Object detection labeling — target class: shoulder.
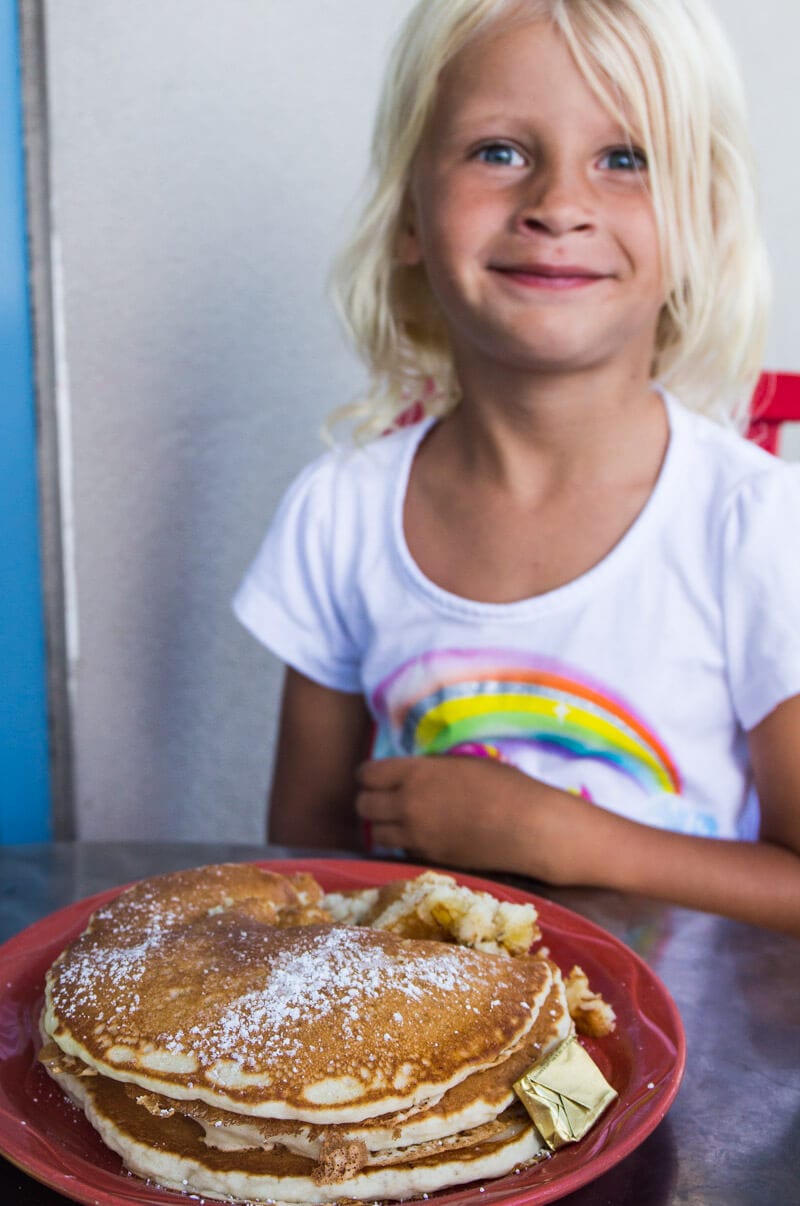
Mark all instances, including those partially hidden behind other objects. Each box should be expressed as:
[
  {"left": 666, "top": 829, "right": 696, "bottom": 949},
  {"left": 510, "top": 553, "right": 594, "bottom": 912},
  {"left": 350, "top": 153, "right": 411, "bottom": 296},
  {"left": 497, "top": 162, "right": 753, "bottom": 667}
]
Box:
[
  {"left": 666, "top": 393, "right": 800, "bottom": 519},
  {"left": 668, "top": 393, "right": 776, "bottom": 477},
  {"left": 279, "top": 420, "right": 432, "bottom": 515},
  {"left": 253, "top": 419, "right": 433, "bottom": 582},
  {"left": 664, "top": 398, "right": 800, "bottom": 732}
]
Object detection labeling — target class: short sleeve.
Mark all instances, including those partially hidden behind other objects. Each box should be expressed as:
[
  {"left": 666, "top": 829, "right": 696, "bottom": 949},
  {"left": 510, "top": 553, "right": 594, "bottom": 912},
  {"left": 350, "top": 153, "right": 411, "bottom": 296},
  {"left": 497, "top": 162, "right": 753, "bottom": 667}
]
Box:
[
  {"left": 232, "top": 456, "right": 363, "bottom": 693},
  {"left": 722, "top": 463, "right": 800, "bottom": 730}
]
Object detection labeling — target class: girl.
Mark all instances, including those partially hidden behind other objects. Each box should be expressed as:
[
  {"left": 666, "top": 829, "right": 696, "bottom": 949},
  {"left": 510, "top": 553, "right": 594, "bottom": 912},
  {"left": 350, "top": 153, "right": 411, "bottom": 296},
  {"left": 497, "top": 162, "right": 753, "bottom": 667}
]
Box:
[{"left": 234, "top": 0, "right": 800, "bottom": 933}]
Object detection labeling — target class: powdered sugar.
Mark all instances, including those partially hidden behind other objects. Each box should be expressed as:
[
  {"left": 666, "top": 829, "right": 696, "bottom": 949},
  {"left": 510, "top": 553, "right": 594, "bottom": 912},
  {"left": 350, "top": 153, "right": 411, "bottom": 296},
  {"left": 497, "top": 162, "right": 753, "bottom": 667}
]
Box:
[
  {"left": 45, "top": 868, "right": 548, "bottom": 1116},
  {"left": 188, "top": 927, "right": 505, "bottom": 1066}
]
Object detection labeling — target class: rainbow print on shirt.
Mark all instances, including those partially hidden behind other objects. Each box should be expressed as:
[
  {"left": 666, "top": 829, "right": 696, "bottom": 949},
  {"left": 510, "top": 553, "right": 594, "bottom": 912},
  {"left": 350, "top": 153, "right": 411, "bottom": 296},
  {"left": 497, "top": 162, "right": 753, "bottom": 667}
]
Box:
[{"left": 370, "top": 649, "right": 682, "bottom": 801}]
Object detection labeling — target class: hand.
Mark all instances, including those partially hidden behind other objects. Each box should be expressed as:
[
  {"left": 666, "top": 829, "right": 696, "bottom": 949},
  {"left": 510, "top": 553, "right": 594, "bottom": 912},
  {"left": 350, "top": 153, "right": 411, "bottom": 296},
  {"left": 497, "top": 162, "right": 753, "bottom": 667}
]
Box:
[
  {"left": 360, "top": 735, "right": 800, "bottom": 932},
  {"left": 355, "top": 754, "right": 573, "bottom": 877}
]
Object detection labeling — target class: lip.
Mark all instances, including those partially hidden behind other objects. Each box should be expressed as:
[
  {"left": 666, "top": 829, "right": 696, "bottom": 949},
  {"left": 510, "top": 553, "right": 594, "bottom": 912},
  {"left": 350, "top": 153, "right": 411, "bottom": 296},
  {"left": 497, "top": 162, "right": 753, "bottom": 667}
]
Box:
[{"left": 490, "top": 263, "right": 611, "bottom": 291}]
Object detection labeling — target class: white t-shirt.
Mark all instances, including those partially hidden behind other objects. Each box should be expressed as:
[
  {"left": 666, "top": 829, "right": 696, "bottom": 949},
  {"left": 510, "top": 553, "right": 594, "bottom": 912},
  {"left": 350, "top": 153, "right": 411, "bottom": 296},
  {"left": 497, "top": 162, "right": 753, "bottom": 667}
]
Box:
[{"left": 234, "top": 392, "right": 800, "bottom": 840}]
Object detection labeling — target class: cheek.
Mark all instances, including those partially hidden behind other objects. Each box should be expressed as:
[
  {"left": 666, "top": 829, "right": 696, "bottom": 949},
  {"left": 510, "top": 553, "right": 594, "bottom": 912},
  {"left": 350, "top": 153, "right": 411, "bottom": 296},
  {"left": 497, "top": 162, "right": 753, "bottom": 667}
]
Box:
[
  {"left": 419, "top": 174, "right": 501, "bottom": 252},
  {"left": 623, "top": 206, "right": 664, "bottom": 290},
  {"left": 632, "top": 203, "right": 661, "bottom": 263}
]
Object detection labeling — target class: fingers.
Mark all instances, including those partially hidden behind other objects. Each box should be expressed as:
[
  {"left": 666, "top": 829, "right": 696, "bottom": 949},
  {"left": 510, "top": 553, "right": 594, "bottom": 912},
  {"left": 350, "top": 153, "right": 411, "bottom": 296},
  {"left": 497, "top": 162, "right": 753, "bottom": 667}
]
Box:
[
  {"left": 355, "top": 787, "right": 397, "bottom": 823},
  {"left": 368, "top": 821, "right": 409, "bottom": 852},
  {"left": 356, "top": 757, "right": 410, "bottom": 790},
  {"left": 356, "top": 776, "right": 409, "bottom": 853},
  {"left": 355, "top": 757, "right": 438, "bottom": 859},
  {"left": 357, "top": 790, "right": 407, "bottom": 856}
]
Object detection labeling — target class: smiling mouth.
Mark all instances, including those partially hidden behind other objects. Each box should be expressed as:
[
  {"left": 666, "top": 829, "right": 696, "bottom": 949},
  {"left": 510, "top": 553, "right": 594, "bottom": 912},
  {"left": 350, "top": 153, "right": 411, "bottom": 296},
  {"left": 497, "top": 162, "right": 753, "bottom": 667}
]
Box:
[{"left": 491, "top": 264, "right": 610, "bottom": 290}]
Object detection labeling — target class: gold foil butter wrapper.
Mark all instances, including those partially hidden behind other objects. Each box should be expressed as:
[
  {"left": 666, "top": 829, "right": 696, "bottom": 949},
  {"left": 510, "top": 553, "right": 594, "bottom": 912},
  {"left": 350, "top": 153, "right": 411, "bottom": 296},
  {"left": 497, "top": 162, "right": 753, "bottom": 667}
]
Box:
[{"left": 513, "top": 1035, "right": 618, "bottom": 1150}]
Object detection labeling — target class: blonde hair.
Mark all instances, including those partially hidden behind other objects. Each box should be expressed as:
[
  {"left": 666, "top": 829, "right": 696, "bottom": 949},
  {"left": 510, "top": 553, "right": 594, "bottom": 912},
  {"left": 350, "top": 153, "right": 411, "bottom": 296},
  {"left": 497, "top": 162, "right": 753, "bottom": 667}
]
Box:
[{"left": 330, "top": 0, "right": 770, "bottom": 439}]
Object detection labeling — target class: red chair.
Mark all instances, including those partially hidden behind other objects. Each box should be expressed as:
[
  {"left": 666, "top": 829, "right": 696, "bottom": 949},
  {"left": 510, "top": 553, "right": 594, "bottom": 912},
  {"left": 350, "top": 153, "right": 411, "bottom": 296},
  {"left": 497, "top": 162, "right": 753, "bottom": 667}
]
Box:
[{"left": 747, "top": 372, "right": 800, "bottom": 454}]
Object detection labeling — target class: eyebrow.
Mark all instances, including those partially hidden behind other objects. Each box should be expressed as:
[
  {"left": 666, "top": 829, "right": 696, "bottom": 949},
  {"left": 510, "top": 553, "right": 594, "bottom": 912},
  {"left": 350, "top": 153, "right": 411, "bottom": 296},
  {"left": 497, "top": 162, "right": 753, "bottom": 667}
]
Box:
[{"left": 430, "top": 108, "right": 636, "bottom": 145}]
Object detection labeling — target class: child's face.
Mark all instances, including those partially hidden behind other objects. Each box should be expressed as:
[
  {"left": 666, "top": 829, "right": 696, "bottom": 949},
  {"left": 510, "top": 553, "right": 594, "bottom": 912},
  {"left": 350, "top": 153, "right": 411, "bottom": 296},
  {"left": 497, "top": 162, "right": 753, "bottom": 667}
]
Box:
[{"left": 400, "top": 18, "right": 666, "bottom": 386}]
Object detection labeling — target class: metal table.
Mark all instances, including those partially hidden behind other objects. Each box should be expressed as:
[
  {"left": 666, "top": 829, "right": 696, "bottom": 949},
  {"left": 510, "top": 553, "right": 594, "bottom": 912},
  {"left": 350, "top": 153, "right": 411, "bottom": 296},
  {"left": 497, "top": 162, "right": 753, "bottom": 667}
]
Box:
[{"left": 1, "top": 842, "right": 798, "bottom": 1205}]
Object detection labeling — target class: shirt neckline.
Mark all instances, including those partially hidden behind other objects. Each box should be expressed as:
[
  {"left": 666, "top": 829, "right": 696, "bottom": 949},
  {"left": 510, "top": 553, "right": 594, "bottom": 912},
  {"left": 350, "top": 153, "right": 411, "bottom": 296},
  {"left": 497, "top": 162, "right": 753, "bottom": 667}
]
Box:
[{"left": 391, "top": 388, "right": 683, "bottom": 620}]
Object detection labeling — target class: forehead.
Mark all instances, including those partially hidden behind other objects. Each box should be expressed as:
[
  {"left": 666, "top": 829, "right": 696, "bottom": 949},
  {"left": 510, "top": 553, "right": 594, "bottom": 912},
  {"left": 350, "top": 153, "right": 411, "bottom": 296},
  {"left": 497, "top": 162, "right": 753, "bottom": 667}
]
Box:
[{"left": 430, "top": 17, "right": 633, "bottom": 136}]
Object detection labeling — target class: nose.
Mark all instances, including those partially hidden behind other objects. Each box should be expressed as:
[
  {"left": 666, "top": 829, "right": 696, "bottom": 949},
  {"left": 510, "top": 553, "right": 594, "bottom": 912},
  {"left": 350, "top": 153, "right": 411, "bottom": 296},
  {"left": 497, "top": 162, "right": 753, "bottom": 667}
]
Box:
[{"left": 515, "top": 158, "right": 595, "bottom": 237}]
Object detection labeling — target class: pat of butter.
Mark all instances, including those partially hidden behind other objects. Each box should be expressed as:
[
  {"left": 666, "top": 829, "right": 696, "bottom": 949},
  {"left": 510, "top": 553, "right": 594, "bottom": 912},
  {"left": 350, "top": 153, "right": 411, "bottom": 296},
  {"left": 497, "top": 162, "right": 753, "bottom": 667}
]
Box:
[{"left": 514, "top": 1035, "right": 617, "bottom": 1150}]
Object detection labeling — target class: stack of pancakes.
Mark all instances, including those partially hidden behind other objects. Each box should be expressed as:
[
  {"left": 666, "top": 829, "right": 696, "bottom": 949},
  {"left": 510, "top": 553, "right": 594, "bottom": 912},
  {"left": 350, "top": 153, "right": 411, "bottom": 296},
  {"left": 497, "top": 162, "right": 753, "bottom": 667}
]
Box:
[{"left": 40, "top": 863, "right": 574, "bottom": 1203}]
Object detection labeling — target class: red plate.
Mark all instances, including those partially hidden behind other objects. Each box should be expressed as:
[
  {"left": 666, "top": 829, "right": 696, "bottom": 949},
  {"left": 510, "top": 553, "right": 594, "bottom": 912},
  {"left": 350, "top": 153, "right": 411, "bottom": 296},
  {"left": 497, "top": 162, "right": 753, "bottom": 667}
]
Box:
[{"left": 0, "top": 859, "right": 684, "bottom": 1206}]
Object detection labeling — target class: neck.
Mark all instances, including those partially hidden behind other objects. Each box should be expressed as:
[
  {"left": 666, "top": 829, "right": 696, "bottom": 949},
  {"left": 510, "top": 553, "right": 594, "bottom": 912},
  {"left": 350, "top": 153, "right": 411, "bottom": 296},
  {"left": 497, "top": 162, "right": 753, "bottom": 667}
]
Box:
[{"left": 443, "top": 352, "right": 663, "bottom": 491}]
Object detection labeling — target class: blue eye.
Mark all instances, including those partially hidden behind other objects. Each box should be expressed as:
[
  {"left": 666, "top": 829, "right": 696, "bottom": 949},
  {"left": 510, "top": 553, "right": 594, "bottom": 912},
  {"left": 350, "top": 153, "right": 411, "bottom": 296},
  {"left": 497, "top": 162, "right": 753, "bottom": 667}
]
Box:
[
  {"left": 600, "top": 146, "right": 648, "bottom": 171},
  {"left": 475, "top": 143, "right": 525, "bottom": 167}
]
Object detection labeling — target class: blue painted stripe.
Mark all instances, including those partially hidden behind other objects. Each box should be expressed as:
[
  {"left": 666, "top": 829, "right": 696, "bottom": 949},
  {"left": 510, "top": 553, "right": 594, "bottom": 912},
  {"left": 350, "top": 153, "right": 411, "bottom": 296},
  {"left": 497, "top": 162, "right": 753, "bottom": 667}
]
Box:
[{"left": 0, "top": 0, "right": 52, "bottom": 840}]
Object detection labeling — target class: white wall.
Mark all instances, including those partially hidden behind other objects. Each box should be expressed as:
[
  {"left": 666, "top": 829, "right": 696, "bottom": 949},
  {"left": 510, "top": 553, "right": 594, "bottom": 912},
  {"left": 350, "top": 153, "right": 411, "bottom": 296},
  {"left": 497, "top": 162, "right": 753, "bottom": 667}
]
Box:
[
  {"left": 710, "top": 0, "right": 800, "bottom": 373},
  {"left": 40, "top": 0, "right": 799, "bottom": 840},
  {"left": 43, "top": 0, "right": 416, "bottom": 839},
  {"left": 710, "top": 0, "right": 800, "bottom": 458}
]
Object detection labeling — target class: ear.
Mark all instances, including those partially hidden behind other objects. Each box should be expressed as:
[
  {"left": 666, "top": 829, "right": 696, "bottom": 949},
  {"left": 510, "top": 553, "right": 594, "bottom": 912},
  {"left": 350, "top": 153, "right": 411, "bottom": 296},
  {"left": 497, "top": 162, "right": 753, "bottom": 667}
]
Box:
[{"left": 396, "top": 196, "right": 422, "bottom": 266}]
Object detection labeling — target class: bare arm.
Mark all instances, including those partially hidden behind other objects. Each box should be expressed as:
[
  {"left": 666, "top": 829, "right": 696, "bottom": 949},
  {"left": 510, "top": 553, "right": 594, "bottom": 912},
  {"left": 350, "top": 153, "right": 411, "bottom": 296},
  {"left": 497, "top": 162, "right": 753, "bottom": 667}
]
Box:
[
  {"left": 268, "top": 667, "right": 373, "bottom": 850},
  {"left": 356, "top": 695, "right": 800, "bottom": 934}
]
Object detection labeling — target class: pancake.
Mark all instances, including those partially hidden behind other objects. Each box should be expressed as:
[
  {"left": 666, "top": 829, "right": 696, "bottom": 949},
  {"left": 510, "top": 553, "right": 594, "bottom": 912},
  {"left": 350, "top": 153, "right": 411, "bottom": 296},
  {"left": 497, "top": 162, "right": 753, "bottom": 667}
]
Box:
[
  {"left": 93, "top": 972, "right": 571, "bottom": 1159},
  {"left": 40, "top": 863, "right": 613, "bottom": 1203},
  {"left": 47, "top": 1062, "right": 546, "bottom": 1204},
  {"left": 78, "top": 862, "right": 328, "bottom": 933},
  {"left": 43, "top": 867, "right": 553, "bottom": 1124}
]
